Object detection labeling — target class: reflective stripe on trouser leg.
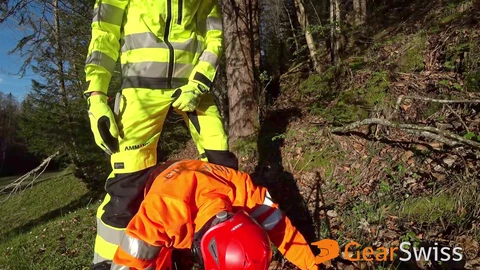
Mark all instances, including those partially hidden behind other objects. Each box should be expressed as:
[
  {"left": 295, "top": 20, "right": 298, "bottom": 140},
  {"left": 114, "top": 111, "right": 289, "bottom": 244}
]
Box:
[
  {"left": 93, "top": 88, "right": 174, "bottom": 263},
  {"left": 93, "top": 193, "right": 125, "bottom": 263},
  {"left": 176, "top": 93, "right": 238, "bottom": 169}
]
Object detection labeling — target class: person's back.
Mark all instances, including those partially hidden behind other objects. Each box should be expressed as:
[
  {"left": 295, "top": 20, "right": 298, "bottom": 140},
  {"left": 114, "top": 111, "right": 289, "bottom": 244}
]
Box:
[{"left": 112, "top": 160, "right": 318, "bottom": 270}]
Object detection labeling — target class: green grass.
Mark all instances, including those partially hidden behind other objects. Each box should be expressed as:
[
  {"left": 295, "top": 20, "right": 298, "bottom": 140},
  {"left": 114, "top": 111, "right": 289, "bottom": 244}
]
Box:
[
  {"left": 0, "top": 172, "right": 91, "bottom": 242},
  {"left": 0, "top": 170, "right": 99, "bottom": 269},
  {"left": 0, "top": 171, "right": 63, "bottom": 189},
  {"left": 0, "top": 202, "right": 98, "bottom": 270}
]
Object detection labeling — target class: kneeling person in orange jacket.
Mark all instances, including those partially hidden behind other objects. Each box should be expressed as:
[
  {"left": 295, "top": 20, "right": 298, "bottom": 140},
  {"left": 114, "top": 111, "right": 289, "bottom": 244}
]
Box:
[{"left": 111, "top": 160, "right": 318, "bottom": 270}]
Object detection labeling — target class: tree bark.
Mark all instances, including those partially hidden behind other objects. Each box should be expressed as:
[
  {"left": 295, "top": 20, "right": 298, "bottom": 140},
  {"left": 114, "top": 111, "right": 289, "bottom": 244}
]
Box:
[
  {"left": 222, "top": 0, "right": 260, "bottom": 141},
  {"left": 53, "top": 0, "right": 81, "bottom": 164},
  {"left": 293, "top": 0, "right": 322, "bottom": 73},
  {"left": 353, "top": 0, "right": 367, "bottom": 25},
  {"left": 361, "top": 0, "right": 367, "bottom": 25},
  {"left": 329, "top": 0, "right": 341, "bottom": 64}
]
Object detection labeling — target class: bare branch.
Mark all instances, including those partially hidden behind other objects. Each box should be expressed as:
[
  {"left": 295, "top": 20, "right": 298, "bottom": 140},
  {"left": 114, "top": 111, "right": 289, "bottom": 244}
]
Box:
[
  {"left": 330, "top": 118, "right": 480, "bottom": 149},
  {"left": 446, "top": 104, "right": 470, "bottom": 133},
  {"left": 0, "top": 150, "right": 60, "bottom": 201},
  {"left": 394, "top": 95, "right": 480, "bottom": 115}
]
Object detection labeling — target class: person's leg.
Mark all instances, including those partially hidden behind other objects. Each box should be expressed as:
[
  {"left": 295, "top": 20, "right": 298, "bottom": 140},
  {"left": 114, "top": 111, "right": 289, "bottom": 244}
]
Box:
[
  {"left": 176, "top": 93, "right": 238, "bottom": 169},
  {"left": 91, "top": 88, "right": 172, "bottom": 266}
]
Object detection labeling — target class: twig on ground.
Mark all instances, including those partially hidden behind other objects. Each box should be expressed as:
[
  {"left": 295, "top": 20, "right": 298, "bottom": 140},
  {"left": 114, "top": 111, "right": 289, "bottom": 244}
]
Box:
[
  {"left": 0, "top": 150, "right": 60, "bottom": 201},
  {"left": 394, "top": 95, "right": 480, "bottom": 115},
  {"left": 329, "top": 118, "right": 480, "bottom": 149},
  {"left": 445, "top": 104, "right": 470, "bottom": 133}
]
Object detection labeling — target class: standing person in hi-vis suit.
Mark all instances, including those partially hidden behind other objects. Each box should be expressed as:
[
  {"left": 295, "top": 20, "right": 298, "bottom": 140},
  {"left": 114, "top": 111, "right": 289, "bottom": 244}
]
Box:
[{"left": 83, "top": 0, "right": 238, "bottom": 268}]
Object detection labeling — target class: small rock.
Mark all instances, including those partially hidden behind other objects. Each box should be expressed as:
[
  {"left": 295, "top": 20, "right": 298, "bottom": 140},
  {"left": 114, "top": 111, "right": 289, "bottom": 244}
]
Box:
[
  {"left": 431, "top": 172, "right": 446, "bottom": 181},
  {"left": 384, "top": 230, "right": 399, "bottom": 239},
  {"left": 402, "top": 151, "right": 414, "bottom": 162},
  {"left": 434, "top": 164, "right": 444, "bottom": 172},
  {"left": 443, "top": 157, "right": 456, "bottom": 167},
  {"left": 327, "top": 210, "right": 338, "bottom": 218}
]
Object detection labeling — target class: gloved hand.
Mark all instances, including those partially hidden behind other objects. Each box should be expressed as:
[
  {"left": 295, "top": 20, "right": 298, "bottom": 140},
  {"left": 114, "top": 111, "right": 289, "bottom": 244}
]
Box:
[
  {"left": 171, "top": 84, "right": 204, "bottom": 112},
  {"left": 87, "top": 93, "right": 119, "bottom": 155}
]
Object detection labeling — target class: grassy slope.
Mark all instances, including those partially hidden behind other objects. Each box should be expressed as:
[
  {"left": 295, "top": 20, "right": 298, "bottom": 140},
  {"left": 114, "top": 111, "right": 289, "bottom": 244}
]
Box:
[{"left": 0, "top": 172, "right": 100, "bottom": 270}]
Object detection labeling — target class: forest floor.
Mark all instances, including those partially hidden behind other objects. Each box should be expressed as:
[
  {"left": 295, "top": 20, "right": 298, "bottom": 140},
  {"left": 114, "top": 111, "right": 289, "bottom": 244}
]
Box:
[{"left": 223, "top": 0, "right": 480, "bottom": 269}]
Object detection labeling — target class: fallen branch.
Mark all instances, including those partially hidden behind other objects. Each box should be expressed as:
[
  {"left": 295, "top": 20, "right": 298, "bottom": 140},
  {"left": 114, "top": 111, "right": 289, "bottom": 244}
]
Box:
[
  {"left": 446, "top": 104, "right": 470, "bottom": 133},
  {"left": 330, "top": 118, "right": 480, "bottom": 149},
  {"left": 0, "top": 150, "right": 60, "bottom": 201},
  {"left": 394, "top": 95, "right": 480, "bottom": 115}
]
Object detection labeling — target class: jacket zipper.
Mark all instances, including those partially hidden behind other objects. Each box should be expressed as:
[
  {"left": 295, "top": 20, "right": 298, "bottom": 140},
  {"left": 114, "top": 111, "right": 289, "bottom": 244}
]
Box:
[
  {"left": 164, "top": 0, "right": 174, "bottom": 89},
  {"left": 177, "top": 0, "right": 183, "bottom": 25}
]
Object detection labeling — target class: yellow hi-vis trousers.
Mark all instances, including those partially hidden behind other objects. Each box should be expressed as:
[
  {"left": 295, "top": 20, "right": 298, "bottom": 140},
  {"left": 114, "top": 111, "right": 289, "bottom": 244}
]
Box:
[{"left": 92, "top": 88, "right": 238, "bottom": 265}]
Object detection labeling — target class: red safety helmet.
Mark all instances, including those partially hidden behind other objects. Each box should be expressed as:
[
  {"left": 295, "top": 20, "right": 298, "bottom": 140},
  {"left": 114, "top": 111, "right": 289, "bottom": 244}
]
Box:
[{"left": 191, "top": 210, "right": 273, "bottom": 270}]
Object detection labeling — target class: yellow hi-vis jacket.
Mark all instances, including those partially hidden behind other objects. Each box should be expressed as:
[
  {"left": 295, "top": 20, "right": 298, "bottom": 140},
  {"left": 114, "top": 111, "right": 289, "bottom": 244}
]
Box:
[{"left": 84, "top": 0, "right": 223, "bottom": 94}]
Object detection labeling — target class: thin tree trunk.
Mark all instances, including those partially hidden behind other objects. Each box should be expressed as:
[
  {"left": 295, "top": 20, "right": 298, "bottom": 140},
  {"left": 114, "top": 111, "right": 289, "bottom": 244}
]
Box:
[
  {"left": 293, "top": 0, "right": 321, "bottom": 73},
  {"left": 53, "top": 0, "right": 81, "bottom": 164},
  {"left": 330, "top": 0, "right": 335, "bottom": 63},
  {"left": 361, "top": 0, "right": 367, "bottom": 24},
  {"left": 335, "top": 0, "right": 341, "bottom": 54},
  {"left": 329, "top": 0, "right": 341, "bottom": 64},
  {"left": 353, "top": 0, "right": 360, "bottom": 26},
  {"left": 223, "top": 0, "right": 260, "bottom": 141},
  {"left": 354, "top": 0, "right": 367, "bottom": 25},
  {"left": 283, "top": 1, "right": 300, "bottom": 52}
]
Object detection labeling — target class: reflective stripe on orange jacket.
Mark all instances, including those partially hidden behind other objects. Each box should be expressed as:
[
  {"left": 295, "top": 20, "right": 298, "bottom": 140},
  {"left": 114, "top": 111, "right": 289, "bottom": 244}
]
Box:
[{"left": 112, "top": 160, "right": 317, "bottom": 270}]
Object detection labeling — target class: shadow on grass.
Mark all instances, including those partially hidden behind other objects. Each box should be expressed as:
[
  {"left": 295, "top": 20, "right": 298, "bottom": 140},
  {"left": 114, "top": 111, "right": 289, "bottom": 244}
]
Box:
[{"left": 0, "top": 187, "right": 104, "bottom": 242}]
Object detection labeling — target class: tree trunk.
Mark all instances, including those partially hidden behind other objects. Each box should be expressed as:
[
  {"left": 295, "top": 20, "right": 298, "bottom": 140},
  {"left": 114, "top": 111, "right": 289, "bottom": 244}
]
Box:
[
  {"left": 53, "top": 0, "right": 81, "bottom": 164},
  {"left": 330, "top": 0, "right": 335, "bottom": 63},
  {"left": 222, "top": 0, "right": 260, "bottom": 141},
  {"left": 335, "top": 0, "right": 341, "bottom": 55},
  {"left": 353, "top": 0, "right": 360, "bottom": 26},
  {"left": 293, "top": 0, "right": 322, "bottom": 73},
  {"left": 329, "top": 0, "right": 341, "bottom": 64},
  {"left": 283, "top": 1, "right": 300, "bottom": 52},
  {"left": 361, "top": 0, "right": 367, "bottom": 24},
  {"left": 353, "top": 0, "right": 367, "bottom": 25}
]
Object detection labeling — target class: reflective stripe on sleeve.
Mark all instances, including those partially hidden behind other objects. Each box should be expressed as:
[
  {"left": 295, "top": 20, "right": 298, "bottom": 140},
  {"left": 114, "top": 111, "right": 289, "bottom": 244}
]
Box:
[
  {"left": 206, "top": 17, "right": 222, "bottom": 31},
  {"left": 85, "top": 51, "right": 117, "bottom": 73},
  {"left": 93, "top": 3, "right": 124, "bottom": 26},
  {"left": 119, "top": 234, "right": 161, "bottom": 260},
  {"left": 199, "top": 51, "right": 219, "bottom": 67}
]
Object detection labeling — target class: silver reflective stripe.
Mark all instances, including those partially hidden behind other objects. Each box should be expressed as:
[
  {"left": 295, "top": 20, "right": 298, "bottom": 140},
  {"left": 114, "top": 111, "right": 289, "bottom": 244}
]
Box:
[
  {"left": 250, "top": 191, "right": 275, "bottom": 218},
  {"left": 122, "top": 62, "right": 193, "bottom": 78},
  {"left": 111, "top": 263, "right": 155, "bottom": 270},
  {"left": 93, "top": 3, "right": 124, "bottom": 26},
  {"left": 199, "top": 51, "right": 219, "bottom": 67},
  {"left": 206, "top": 17, "right": 222, "bottom": 31},
  {"left": 92, "top": 252, "right": 111, "bottom": 264},
  {"left": 120, "top": 234, "right": 161, "bottom": 260},
  {"left": 261, "top": 208, "right": 283, "bottom": 231},
  {"left": 86, "top": 51, "right": 117, "bottom": 73},
  {"left": 121, "top": 32, "right": 204, "bottom": 54},
  {"left": 97, "top": 218, "right": 126, "bottom": 245},
  {"left": 110, "top": 263, "right": 130, "bottom": 270},
  {"left": 174, "top": 63, "right": 194, "bottom": 78}
]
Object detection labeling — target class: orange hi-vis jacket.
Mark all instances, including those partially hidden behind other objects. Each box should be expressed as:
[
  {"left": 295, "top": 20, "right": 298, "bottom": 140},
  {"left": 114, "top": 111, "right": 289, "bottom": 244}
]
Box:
[{"left": 112, "top": 160, "right": 317, "bottom": 270}]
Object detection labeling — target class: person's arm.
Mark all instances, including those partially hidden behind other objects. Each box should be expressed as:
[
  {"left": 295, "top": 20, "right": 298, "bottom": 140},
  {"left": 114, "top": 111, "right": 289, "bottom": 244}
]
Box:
[
  {"left": 248, "top": 189, "right": 318, "bottom": 270},
  {"left": 112, "top": 194, "right": 193, "bottom": 269},
  {"left": 189, "top": 0, "right": 223, "bottom": 92},
  {"left": 84, "top": 0, "right": 129, "bottom": 96}
]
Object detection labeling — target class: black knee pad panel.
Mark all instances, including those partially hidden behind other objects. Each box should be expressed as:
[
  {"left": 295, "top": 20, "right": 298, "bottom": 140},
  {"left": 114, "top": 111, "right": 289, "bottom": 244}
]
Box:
[{"left": 204, "top": 149, "right": 239, "bottom": 170}]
